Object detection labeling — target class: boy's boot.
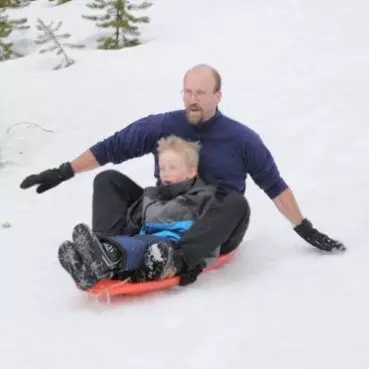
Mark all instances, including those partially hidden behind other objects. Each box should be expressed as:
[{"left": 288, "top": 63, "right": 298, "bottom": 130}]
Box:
[{"left": 143, "top": 242, "right": 183, "bottom": 280}]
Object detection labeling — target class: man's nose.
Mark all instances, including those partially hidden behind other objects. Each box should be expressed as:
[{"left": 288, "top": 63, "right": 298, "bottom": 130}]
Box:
[{"left": 189, "top": 93, "right": 198, "bottom": 104}]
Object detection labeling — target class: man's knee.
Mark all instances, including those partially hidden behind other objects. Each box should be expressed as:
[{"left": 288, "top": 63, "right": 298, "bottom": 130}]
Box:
[
  {"left": 93, "top": 170, "right": 127, "bottom": 189},
  {"left": 223, "top": 191, "right": 250, "bottom": 218},
  {"left": 219, "top": 192, "right": 250, "bottom": 254}
]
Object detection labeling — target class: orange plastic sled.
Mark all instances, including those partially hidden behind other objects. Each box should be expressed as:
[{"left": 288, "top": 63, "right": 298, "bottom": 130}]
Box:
[{"left": 87, "top": 250, "right": 236, "bottom": 297}]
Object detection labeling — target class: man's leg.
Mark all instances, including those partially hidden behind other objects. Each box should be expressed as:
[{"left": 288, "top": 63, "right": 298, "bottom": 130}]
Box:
[
  {"left": 92, "top": 170, "right": 143, "bottom": 236},
  {"left": 219, "top": 201, "right": 250, "bottom": 255},
  {"left": 178, "top": 191, "right": 250, "bottom": 269}
]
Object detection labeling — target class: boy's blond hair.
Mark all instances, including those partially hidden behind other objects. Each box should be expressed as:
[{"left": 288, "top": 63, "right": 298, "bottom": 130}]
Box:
[{"left": 157, "top": 135, "right": 201, "bottom": 168}]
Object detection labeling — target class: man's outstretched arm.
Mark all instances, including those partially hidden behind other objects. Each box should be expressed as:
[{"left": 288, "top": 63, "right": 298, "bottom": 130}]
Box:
[
  {"left": 242, "top": 132, "right": 346, "bottom": 253},
  {"left": 20, "top": 149, "right": 100, "bottom": 194},
  {"left": 272, "top": 187, "right": 346, "bottom": 252},
  {"left": 20, "top": 112, "right": 169, "bottom": 194},
  {"left": 70, "top": 149, "right": 100, "bottom": 173},
  {"left": 272, "top": 187, "right": 304, "bottom": 226}
]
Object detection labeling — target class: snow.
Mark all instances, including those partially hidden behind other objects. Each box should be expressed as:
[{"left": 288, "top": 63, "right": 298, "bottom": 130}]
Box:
[{"left": 1, "top": 0, "right": 369, "bottom": 368}]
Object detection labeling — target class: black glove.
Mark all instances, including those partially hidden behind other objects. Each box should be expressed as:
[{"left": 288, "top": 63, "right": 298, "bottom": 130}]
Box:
[
  {"left": 20, "top": 162, "right": 74, "bottom": 194},
  {"left": 294, "top": 218, "right": 346, "bottom": 252},
  {"left": 179, "top": 263, "right": 204, "bottom": 286}
]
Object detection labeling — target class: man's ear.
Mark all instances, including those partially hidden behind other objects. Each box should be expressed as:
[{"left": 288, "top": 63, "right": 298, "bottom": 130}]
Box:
[
  {"left": 190, "top": 167, "right": 197, "bottom": 179},
  {"left": 215, "top": 91, "right": 222, "bottom": 104}
]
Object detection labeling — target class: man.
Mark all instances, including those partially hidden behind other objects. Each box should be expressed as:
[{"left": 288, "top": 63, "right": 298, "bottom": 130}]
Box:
[{"left": 20, "top": 64, "right": 345, "bottom": 285}]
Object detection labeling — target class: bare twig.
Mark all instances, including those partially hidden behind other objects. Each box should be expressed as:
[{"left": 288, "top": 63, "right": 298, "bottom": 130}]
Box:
[
  {"left": 0, "top": 121, "right": 54, "bottom": 167},
  {"left": 0, "top": 121, "right": 53, "bottom": 145},
  {"left": 1, "top": 121, "right": 53, "bottom": 138}
]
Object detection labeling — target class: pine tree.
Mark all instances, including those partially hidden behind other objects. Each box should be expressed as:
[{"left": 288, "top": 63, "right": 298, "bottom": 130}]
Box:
[
  {"left": 83, "top": 0, "right": 152, "bottom": 50},
  {"left": 49, "top": 0, "right": 73, "bottom": 5},
  {"left": 35, "top": 18, "right": 84, "bottom": 70},
  {"left": 0, "top": 8, "right": 12, "bottom": 60},
  {"left": 0, "top": 0, "right": 29, "bottom": 61},
  {"left": 1, "top": 0, "right": 30, "bottom": 12},
  {"left": 2, "top": 0, "right": 23, "bottom": 6}
]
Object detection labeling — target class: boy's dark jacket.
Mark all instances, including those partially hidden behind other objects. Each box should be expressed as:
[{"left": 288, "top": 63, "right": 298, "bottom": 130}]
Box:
[{"left": 126, "top": 176, "right": 217, "bottom": 242}]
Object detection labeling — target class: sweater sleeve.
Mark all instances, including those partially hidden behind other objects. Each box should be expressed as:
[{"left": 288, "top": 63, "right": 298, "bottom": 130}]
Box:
[
  {"left": 244, "top": 132, "right": 288, "bottom": 199},
  {"left": 89, "top": 113, "right": 168, "bottom": 165}
]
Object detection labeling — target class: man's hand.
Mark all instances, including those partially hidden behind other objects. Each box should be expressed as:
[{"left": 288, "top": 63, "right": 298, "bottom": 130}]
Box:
[
  {"left": 20, "top": 162, "right": 74, "bottom": 194},
  {"left": 294, "top": 218, "right": 346, "bottom": 252}
]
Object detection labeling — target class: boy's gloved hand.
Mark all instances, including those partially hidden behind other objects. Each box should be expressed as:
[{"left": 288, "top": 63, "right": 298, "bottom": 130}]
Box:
[
  {"left": 20, "top": 162, "right": 74, "bottom": 194},
  {"left": 294, "top": 218, "right": 346, "bottom": 252}
]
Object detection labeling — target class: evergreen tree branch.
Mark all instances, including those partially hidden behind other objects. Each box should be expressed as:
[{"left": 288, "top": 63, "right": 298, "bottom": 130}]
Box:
[{"left": 36, "top": 18, "right": 74, "bottom": 68}]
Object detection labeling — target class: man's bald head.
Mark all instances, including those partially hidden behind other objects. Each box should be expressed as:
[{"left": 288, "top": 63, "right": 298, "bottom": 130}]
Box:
[
  {"left": 184, "top": 64, "right": 222, "bottom": 93},
  {"left": 182, "top": 64, "right": 223, "bottom": 124}
]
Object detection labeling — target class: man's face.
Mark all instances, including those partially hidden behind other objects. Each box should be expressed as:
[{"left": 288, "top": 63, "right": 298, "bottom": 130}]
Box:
[
  {"left": 183, "top": 68, "right": 222, "bottom": 124},
  {"left": 159, "top": 150, "right": 197, "bottom": 185}
]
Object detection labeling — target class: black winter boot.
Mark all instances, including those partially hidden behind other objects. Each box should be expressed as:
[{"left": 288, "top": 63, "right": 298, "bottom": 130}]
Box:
[
  {"left": 58, "top": 241, "right": 98, "bottom": 290},
  {"left": 72, "top": 223, "right": 122, "bottom": 279},
  {"left": 143, "top": 242, "right": 183, "bottom": 280}
]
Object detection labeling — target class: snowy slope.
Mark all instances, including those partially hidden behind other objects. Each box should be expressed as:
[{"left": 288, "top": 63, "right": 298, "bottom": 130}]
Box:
[{"left": 1, "top": 1, "right": 369, "bottom": 368}]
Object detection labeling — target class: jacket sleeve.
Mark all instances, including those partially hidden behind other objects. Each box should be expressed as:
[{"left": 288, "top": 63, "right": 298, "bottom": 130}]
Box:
[
  {"left": 243, "top": 132, "right": 288, "bottom": 199},
  {"left": 89, "top": 113, "right": 169, "bottom": 165}
]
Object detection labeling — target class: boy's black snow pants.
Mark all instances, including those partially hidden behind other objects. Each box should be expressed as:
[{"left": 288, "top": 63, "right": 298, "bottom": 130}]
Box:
[{"left": 92, "top": 170, "right": 250, "bottom": 270}]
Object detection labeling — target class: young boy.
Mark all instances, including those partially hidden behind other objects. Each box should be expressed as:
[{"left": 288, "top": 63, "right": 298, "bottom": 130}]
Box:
[{"left": 58, "top": 135, "right": 217, "bottom": 290}]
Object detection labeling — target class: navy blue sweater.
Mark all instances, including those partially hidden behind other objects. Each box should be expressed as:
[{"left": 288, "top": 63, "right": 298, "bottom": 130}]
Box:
[{"left": 89, "top": 109, "right": 288, "bottom": 199}]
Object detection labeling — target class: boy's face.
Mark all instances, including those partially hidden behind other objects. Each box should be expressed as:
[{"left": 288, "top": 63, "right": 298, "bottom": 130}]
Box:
[{"left": 159, "top": 150, "right": 197, "bottom": 185}]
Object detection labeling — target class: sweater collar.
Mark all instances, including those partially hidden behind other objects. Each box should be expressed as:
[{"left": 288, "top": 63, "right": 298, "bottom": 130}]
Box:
[{"left": 185, "top": 108, "right": 222, "bottom": 132}]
